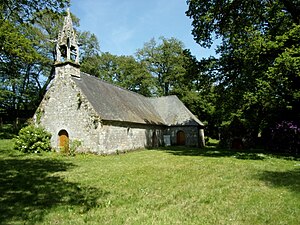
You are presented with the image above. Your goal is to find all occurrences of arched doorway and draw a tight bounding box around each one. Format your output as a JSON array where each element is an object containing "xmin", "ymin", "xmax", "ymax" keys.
[
  {"xmin": 177, "ymin": 131, "xmax": 186, "ymax": 145},
  {"xmin": 58, "ymin": 130, "xmax": 69, "ymax": 153}
]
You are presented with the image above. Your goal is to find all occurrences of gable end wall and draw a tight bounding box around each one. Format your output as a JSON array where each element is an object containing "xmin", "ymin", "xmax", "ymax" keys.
[{"xmin": 34, "ymin": 66, "xmax": 101, "ymax": 153}]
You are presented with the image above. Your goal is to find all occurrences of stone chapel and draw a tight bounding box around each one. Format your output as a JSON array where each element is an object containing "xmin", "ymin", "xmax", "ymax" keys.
[{"xmin": 34, "ymin": 10, "xmax": 205, "ymax": 154}]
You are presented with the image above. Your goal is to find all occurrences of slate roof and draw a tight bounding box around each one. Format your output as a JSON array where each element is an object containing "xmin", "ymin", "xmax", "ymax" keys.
[
  {"xmin": 149, "ymin": 96, "xmax": 204, "ymax": 126},
  {"xmin": 72, "ymin": 72, "xmax": 204, "ymax": 127}
]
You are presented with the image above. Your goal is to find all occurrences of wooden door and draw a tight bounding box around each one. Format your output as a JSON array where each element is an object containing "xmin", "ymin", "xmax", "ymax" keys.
[
  {"xmin": 58, "ymin": 130, "xmax": 69, "ymax": 153},
  {"xmin": 177, "ymin": 131, "xmax": 186, "ymax": 145}
]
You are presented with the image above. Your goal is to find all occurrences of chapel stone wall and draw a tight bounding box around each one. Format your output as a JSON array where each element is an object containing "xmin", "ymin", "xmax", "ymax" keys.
[
  {"xmin": 34, "ymin": 65, "xmax": 101, "ymax": 153},
  {"xmin": 97, "ymin": 122, "xmax": 164, "ymax": 154},
  {"xmin": 166, "ymin": 126, "xmax": 203, "ymax": 147}
]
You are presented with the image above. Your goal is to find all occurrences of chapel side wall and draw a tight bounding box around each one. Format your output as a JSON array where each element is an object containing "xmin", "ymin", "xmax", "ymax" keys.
[
  {"xmin": 97, "ymin": 122, "xmax": 164, "ymax": 154},
  {"xmin": 166, "ymin": 126, "xmax": 201, "ymax": 147},
  {"xmin": 34, "ymin": 66, "xmax": 101, "ymax": 153}
]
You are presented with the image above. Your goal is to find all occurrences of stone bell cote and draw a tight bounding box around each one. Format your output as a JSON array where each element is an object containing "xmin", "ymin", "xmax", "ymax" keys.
[{"xmin": 55, "ymin": 9, "xmax": 80, "ymax": 78}]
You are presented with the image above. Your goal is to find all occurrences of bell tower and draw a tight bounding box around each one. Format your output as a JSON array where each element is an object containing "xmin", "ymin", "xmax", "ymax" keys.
[{"xmin": 55, "ymin": 9, "xmax": 80, "ymax": 78}]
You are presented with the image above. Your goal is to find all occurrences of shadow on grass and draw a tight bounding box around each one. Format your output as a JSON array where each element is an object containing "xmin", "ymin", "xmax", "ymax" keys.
[
  {"xmin": 155, "ymin": 146, "xmax": 299, "ymax": 161},
  {"xmin": 0, "ymin": 157, "xmax": 109, "ymax": 224},
  {"xmin": 257, "ymin": 168, "xmax": 300, "ymax": 194}
]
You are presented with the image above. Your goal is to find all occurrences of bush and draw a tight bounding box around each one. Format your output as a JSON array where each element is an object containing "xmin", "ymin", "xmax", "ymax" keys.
[
  {"xmin": 263, "ymin": 121, "xmax": 300, "ymax": 155},
  {"xmin": 68, "ymin": 139, "xmax": 82, "ymax": 156},
  {"xmin": 14, "ymin": 125, "xmax": 52, "ymax": 153},
  {"xmin": 219, "ymin": 117, "xmax": 248, "ymax": 149}
]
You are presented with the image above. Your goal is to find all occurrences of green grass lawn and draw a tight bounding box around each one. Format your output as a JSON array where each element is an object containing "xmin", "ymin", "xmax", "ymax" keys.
[{"xmin": 0, "ymin": 139, "xmax": 299, "ymax": 225}]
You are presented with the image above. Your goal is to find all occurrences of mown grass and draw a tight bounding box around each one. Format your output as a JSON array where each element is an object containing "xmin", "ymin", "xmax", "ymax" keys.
[{"xmin": 0, "ymin": 139, "xmax": 299, "ymax": 225}]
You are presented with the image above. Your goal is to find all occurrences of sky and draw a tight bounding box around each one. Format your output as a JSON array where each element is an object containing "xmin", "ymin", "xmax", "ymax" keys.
[{"xmin": 70, "ymin": 0, "xmax": 216, "ymax": 60}]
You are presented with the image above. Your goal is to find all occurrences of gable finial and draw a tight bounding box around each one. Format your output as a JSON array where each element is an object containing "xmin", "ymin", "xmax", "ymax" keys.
[{"xmin": 55, "ymin": 8, "xmax": 79, "ymax": 64}]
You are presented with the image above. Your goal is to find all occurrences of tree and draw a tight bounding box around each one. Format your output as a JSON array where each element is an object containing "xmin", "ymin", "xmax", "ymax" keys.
[
  {"xmin": 136, "ymin": 37, "xmax": 188, "ymax": 96},
  {"xmin": 0, "ymin": 3, "xmax": 100, "ymax": 123},
  {"xmin": 0, "ymin": 0, "xmax": 69, "ymax": 119},
  {"xmin": 0, "ymin": 0, "xmax": 69, "ymax": 22},
  {"xmin": 186, "ymin": 0, "xmax": 300, "ymax": 143},
  {"xmin": 135, "ymin": 37, "xmax": 218, "ymax": 135},
  {"xmin": 78, "ymin": 31, "xmax": 100, "ymax": 61},
  {"xmin": 114, "ymin": 55, "xmax": 155, "ymax": 96},
  {"xmin": 0, "ymin": 0, "xmax": 69, "ymax": 61}
]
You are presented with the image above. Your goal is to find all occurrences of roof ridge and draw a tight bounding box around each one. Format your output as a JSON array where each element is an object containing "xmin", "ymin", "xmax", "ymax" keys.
[{"xmin": 149, "ymin": 95, "xmax": 177, "ymax": 99}]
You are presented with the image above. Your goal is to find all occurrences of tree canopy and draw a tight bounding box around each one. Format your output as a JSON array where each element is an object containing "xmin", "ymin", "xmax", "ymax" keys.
[
  {"xmin": 0, "ymin": 1, "xmax": 100, "ymax": 120},
  {"xmin": 186, "ymin": 0, "xmax": 300, "ymax": 144}
]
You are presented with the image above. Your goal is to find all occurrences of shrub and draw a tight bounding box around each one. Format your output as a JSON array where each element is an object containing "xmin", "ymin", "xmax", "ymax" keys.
[
  {"xmin": 263, "ymin": 121, "xmax": 300, "ymax": 155},
  {"xmin": 14, "ymin": 125, "xmax": 52, "ymax": 153},
  {"xmin": 219, "ymin": 117, "xmax": 248, "ymax": 149},
  {"xmin": 68, "ymin": 139, "xmax": 82, "ymax": 156}
]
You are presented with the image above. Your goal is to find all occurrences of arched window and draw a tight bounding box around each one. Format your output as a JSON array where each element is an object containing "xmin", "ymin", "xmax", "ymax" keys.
[
  {"xmin": 176, "ymin": 130, "xmax": 186, "ymax": 145},
  {"xmin": 58, "ymin": 130, "xmax": 69, "ymax": 153}
]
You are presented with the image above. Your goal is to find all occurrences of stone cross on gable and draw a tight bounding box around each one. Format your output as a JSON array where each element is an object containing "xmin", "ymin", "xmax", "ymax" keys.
[{"xmin": 56, "ymin": 8, "xmax": 79, "ymax": 64}]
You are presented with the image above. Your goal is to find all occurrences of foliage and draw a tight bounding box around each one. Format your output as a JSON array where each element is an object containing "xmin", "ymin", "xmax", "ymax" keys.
[
  {"xmin": 0, "ymin": 0, "xmax": 69, "ymax": 62},
  {"xmin": 0, "ymin": 139, "xmax": 299, "ymax": 224},
  {"xmin": 186, "ymin": 0, "xmax": 300, "ymax": 144},
  {"xmin": 0, "ymin": 4, "xmax": 100, "ymax": 120},
  {"xmin": 78, "ymin": 31, "xmax": 100, "ymax": 61},
  {"xmin": 136, "ymin": 37, "xmax": 188, "ymax": 96},
  {"xmin": 134, "ymin": 37, "xmax": 217, "ymax": 130},
  {"xmin": 219, "ymin": 116, "xmax": 254, "ymax": 149},
  {"xmin": 14, "ymin": 125, "xmax": 52, "ymax": 153},
  {"xmin": 0, "ymin": 1, "xmax": 68, "ymax": 115},
  {"xmin": 263, "ymin": 121, "xmax": 300, "ymax": 155},
  {"xmin": 0, "ymin": 0, "xmax": 70, "ymax": 23},
  {"xmin": 0, "ymin": 21, "xmax": 39, "ymax": 62},
  {"xmin": 88, "ymin": 37, "xmax": 191, "ymax": 98},
  {"xmin": 180, "ymin": 55, "xmax": 218, "ymax": 137},
  {"xmin": 0, "ymin": 124, "xmax": 18, "ymax": 139},
  {"xmin": 68, "ymin": 139, "xmax": 82, "ymax": 156}
]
